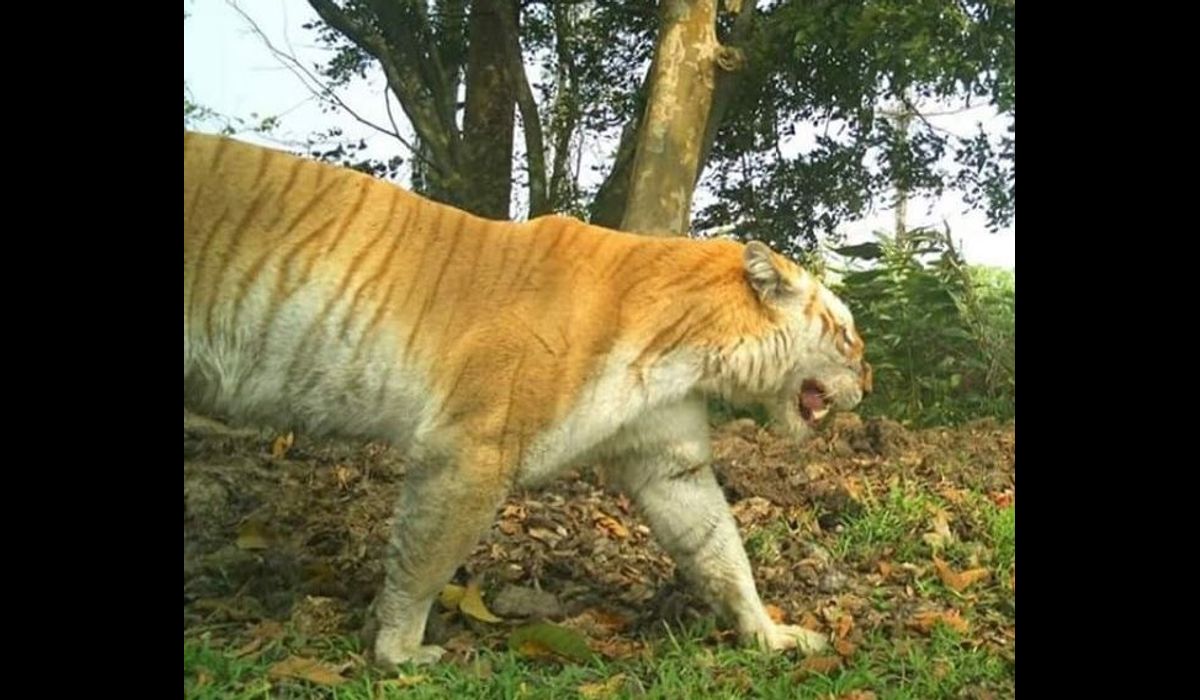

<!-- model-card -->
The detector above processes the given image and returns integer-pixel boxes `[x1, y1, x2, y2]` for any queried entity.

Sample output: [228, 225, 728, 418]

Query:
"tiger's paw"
[374, 642, 447, 668]
[373, 628, 447, 667]
[759, 624, 828, 655]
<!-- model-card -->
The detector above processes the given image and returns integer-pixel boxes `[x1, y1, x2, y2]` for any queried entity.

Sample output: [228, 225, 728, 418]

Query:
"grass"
[744, 520, 793, 564]
[831, 483, 1014, 573]
[831, 483, 937, 563]
[185, 620, 1012, 699]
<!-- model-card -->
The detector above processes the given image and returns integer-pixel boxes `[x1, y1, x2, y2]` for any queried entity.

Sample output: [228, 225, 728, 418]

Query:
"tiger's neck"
[606, 236, 796, 402]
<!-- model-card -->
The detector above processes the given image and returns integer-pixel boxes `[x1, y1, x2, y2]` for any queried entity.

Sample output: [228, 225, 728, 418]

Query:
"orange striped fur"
[183, 130, 871, 665]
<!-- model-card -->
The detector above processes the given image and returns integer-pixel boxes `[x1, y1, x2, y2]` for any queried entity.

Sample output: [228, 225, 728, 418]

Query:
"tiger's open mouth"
[798, 379, 829, 427]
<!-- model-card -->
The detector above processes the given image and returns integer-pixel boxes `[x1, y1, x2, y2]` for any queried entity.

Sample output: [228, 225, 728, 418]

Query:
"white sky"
[184, 0, 1014, 270]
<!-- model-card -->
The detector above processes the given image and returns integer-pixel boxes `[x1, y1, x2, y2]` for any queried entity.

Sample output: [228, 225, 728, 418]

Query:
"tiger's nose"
[861, 361, 873, 395]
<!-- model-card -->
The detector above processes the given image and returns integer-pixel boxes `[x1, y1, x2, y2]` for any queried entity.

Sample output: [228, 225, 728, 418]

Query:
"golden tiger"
[183, 130, 873, 666]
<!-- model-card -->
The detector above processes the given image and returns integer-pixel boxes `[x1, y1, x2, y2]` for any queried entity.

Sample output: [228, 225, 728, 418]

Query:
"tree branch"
[232, 2, 422, 154]
[306, 0, 458, 175]
[695, 0, 759, 186]
[495, 0, 548, 216]
[363, 0, 462, 164]
[380, 88, 424, 160]
[547, 1, 581, 211]
[587, 65, 654, 228]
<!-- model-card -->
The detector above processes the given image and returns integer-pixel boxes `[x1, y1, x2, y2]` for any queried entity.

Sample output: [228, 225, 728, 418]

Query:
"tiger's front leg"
[368, 447, 511, 667]
[602, 401, 828, 654]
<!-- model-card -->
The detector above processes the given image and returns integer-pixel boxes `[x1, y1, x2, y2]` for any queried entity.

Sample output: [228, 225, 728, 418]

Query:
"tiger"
[183, 130, 873, 666]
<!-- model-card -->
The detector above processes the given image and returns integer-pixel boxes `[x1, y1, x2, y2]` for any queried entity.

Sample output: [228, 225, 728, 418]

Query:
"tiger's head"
[732, 240, 873, 440]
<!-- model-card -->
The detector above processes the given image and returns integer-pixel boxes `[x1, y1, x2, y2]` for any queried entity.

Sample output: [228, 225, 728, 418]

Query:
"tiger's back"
[184, 131, 708, 461]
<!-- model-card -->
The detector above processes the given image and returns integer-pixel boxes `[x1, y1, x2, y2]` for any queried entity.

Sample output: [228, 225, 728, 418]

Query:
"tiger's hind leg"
[601, 400, 828, 655]
[368, 447, 511, 667]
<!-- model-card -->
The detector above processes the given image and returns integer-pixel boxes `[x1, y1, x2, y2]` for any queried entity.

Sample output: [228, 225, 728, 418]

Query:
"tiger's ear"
[744, 240, 792, 299]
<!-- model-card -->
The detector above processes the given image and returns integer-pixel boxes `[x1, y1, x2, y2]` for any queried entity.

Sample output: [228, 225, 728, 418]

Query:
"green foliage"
[283, 0, 1012, 238]
[303, 126, 406, 180]
[697, 0, 1015, 256]
[832, 227, 1014, 427]
[183, 86, 229, 133]
[707, 225, 1014, 430]
[183, 86, 281, 137]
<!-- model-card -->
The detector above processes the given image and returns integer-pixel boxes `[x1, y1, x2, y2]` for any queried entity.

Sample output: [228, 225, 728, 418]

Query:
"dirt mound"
[714, 413, 1013, 517]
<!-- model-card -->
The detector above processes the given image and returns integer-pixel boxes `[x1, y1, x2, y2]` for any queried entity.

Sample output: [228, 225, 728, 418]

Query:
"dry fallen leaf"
[764, 604, 787, 624]
[232, 637, 265, 658]
[921, 512, 955, 551]
[593, 512, 630, 539]
[566, 608, 631, 638]
[591, 636, 642, 660]
[589, 609, 630, 634]
[578, 673, 628, 699]
[459, 579, 503, 623]
[270, 431, 294, 459]
[877, 561, 894, 578]
[527, 527, 562, 545]
[991, 490, 1014, 508]
[442, 632, 476, 656]
[839, 691, 877, 700]
[332, 464, 356, 490]
[938, 486, 970, 505]
[909, 610, 969, 635]
[834, 614, 854, 640]
[798, 611, 822, 632]
[834, 638, 857, 657]
[267, 656, 346, 687]
[731, 497, 776, 527]
[797, 655, 842, 675]
[250, 620, 285, 640]
[232, 620, 286, 659]
[933, 557, 990, 593]
[841, 476, 865, 503]
[501, 504, 527, 521]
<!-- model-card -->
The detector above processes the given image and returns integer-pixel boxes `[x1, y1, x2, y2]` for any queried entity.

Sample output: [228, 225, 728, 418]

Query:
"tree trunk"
[620, 0, 725, 235]
[588, 117, 641, 228]
[462, 0, 516, 219]
[547, 0, 580, 213]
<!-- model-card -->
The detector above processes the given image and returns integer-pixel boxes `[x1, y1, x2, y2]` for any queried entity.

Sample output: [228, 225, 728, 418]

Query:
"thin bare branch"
[230, 3, 394, 137]
[383, 90, 408, 150]
[306, 0, 458, 173]
[230, 1, 442, 174]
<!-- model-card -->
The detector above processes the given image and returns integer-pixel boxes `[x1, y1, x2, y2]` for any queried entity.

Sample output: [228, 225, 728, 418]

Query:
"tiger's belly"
[183, 279, 437, 448]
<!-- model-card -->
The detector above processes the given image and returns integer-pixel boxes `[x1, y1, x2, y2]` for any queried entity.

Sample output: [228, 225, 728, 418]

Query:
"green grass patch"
[831, 483, 940, 563]
[185, 620, 1012, 699]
